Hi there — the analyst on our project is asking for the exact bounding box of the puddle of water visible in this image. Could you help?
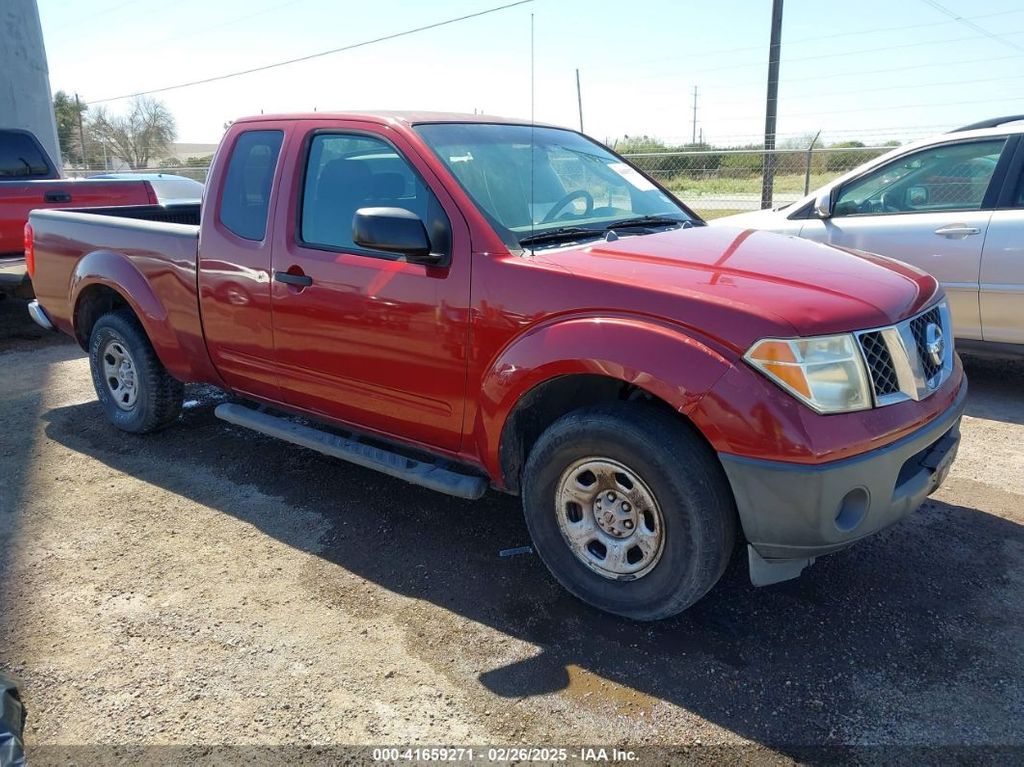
[562,663,659,716]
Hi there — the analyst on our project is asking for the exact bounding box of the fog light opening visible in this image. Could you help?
[835,487,869,532]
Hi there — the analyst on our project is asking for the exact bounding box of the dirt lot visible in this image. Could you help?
[2,295,1023,763]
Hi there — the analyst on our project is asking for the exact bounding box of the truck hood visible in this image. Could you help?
[535,225,939,351]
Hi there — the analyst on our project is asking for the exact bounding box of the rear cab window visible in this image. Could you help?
[219,130,284,240]
[0,130,54,179]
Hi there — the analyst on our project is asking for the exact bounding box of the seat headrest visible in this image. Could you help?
[370,171,405,200]
[316,158,372,201]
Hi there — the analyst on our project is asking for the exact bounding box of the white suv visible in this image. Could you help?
[712,117,1024,353]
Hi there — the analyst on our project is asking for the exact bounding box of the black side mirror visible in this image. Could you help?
[353,207,438,262]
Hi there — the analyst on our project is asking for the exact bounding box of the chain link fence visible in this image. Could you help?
[621,145,894,219]
[61,145,894,220]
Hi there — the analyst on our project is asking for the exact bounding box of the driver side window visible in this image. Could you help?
[300,132,450,257]
[833,139,1005,217]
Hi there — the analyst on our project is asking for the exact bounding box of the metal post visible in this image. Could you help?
[74,92,86,169]
[803,130,821,195]
[691,86,698,145]
[760,0,784,209]
[575,68,584,132]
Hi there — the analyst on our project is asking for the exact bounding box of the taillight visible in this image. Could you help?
[24,223,35,279]
[143,180,158,205]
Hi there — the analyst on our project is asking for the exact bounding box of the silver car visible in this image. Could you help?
[713,117,1024,353]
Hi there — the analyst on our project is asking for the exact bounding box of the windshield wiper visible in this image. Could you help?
[518,226,603,248]
[604,216,688,231]
[518,217,690,248]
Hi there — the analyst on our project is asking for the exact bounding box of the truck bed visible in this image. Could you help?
[28,204,207,379]
[59,202,201,227]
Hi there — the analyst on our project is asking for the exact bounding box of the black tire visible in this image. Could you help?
[88,308,183,434]
[522,402,736,621]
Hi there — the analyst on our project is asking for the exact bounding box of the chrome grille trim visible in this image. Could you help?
[855,301,954,408]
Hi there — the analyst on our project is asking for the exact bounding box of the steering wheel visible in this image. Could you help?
[862,192,902,215]
[877,191,903,213]
[541,190,594,223]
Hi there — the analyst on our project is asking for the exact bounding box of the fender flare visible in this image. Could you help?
[72,251,170,341]
[472,315,735,486]
[70,250,187,377]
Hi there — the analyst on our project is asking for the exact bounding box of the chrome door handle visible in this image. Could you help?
[934,225,980,238]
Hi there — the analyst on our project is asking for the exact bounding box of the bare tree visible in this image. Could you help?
[89,96,177,169]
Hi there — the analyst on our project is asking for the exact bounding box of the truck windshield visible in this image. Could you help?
[0,130,53,179]
[414,123,694,249]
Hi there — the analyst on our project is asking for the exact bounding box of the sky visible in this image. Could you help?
[36,0,1024,148]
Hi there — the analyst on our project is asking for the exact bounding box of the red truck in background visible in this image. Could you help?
[0,128,158,297]
[26,112,966,620]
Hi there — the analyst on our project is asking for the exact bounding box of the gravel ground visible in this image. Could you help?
[1,296,1023,764]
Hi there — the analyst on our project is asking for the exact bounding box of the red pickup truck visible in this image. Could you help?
[27,112,966,620]
[0,128,157,297]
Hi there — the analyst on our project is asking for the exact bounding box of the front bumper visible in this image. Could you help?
[720,380,967,584]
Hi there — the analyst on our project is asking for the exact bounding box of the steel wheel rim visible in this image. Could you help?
[101,339,139,411]
[555,457,665,581]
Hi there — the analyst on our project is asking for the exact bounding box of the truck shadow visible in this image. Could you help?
[40,392,1024,754]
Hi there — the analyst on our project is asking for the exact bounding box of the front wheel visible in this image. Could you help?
[89,309,183,433]
[522,403,736,621]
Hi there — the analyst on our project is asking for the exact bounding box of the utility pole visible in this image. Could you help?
[760,0,783,210]
[575,68,584,132]
[691,86,698,145]
[74,92,87,169]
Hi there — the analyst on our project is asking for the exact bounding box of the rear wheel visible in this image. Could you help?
[88,309,183,433]
[522,403,736,621]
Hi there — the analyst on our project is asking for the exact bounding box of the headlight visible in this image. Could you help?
[745,333,872,414]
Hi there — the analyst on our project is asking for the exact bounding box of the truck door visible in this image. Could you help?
[197,126,288,402]
[268,123,472,452]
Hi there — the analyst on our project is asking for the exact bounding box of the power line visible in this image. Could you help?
[683,28,1024,77]
[779,52,1024,86]
[89,0,534,104]
[49,0,141,32]
[596,7,1024,73]
[144,0,310,49]
[694,71,1024,111]
[920,0,1024,53]
[652,94,1024,123]
[586,31,1024,92]
[588,51,1024,106]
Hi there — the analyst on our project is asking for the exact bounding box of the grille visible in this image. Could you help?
[909,306,943,381]
[858,331,900,396]
[853,303,950,407]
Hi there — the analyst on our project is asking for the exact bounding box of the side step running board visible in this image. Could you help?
[215,403,488,500]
